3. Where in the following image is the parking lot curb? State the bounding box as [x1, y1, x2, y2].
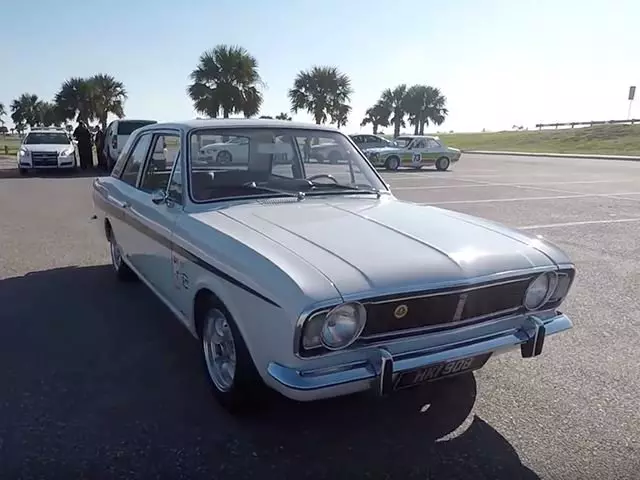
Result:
[463, 150, 640, 162]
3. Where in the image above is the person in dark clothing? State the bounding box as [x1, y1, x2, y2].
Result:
[73, 121, 93, 170]
[94, 127, 106, 170]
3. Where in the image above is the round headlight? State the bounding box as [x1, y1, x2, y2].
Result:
[524, 272, 556, 310]
[320, 302, 367, 350]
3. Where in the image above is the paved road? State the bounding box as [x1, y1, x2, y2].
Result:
[0, 154, 639, 479]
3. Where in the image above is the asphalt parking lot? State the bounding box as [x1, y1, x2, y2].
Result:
[0, 153, 638, 479]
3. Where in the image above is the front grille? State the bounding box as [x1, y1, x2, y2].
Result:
[31, 151, 59, 167]
[361, 277, 531, 338]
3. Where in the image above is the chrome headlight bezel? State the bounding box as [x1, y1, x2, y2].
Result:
[524, 271, 558, 311]
[299, 301, 367, 354]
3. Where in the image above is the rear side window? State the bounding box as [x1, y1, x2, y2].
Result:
[117, 121, 156, 136]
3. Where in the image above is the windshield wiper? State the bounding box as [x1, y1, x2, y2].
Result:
[307, 181, 382, 198]
[242, 181, 306, 201]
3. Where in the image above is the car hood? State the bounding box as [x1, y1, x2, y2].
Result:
[365, 146, 405, 155]
[22, 144, 71, 153]
[193, 196, 566, 299]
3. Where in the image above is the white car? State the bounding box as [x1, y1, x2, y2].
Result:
[92, 119, 576, 414]
[17, 128, 78, 175]
[103, 119, 157, 170]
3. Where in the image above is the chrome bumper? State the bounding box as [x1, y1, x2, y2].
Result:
[267, 313, 572, 400]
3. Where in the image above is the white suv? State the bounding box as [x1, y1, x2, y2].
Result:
[103, 119, 156, 170]
[17, 128, 78, 175]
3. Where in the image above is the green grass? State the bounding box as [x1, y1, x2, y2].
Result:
[0, 135, 21, 156]
[435, 124, 640, 156]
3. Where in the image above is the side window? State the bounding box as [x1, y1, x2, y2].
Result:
[120, 134, 152, 186]
[140, 133, 181, 193]
[427, 139, 441, 149]
[413, 139, 427, 149]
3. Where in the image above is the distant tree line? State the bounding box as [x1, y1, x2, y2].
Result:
[1, 43, 449, 136]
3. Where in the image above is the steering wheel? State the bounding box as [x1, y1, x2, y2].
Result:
[306, 174, 339, 184]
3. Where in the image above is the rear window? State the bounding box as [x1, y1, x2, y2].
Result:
[117, 121, 156, 136]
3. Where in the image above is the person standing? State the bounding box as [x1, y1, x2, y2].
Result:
[73, 121, 93, 170]
[94, 126, 106, 171]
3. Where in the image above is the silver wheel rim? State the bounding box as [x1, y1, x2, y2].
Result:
[217, 151, 231, 164]
[203, 309, 237, 393]
[438, 158, 450, 170]
[389, 157, 399, 169]
[110, 240, 122, 271]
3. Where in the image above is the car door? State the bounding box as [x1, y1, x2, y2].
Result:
[107, 131, 154, 265]
[408, 138, 428, 167]
[127, 130, 184, 300]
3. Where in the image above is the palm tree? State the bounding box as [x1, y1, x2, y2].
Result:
[381, 84, 408, 138]
[10, 93, 41, 129]
[259, 115, 273, 119]
[275, 112, 292, 121]
[405, 85, 448, 135]
[361, 101, 391, 134]
[187, 44, 264, 118]
[288, 66, 352, 125]
[0, 102, 6, 125]
[37, 101, 63, 127]
[54, 77, 95, 124]
[90, 73, 127, 129]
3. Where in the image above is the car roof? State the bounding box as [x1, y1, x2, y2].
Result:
[395, 134, 438, 139]
[134, 118, 340, 133]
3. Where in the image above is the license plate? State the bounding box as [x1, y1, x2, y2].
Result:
[394, 353, 492, 391]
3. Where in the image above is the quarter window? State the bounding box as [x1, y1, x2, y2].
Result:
[139, 133, 181, 193]
[427, 139, 441, 149]
[120, 134, 152, 186]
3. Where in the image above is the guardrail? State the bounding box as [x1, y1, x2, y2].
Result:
[536, 119, 640, 129]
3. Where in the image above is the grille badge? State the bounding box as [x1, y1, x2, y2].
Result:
[393, 304, 409, 319]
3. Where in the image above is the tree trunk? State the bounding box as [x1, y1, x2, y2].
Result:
[373, 124, 378, 134]
[413, 122, 419, 135]
[101, 114, 108, 131]
[223, 110, 230, 118]
[394, 120, 401, 138]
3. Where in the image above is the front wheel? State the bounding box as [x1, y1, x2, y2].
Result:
[109, 236, 137, 281]
[385, 156, 400, 171]
[200, 300, 266, 413]
[435, 156, 451, 171]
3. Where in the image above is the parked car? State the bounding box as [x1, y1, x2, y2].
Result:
[365, 134, 461, 171]
[16, 127, 77, 175]
[103, 119, 157, 170]
[349, 133, 397, 152]
[92, 119, 576, 413]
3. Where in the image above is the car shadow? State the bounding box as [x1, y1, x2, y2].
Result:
[0, 264, 539, 479]
[0, 167, 109, 179]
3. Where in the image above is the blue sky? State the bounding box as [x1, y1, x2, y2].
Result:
[1, 0, 639, 133]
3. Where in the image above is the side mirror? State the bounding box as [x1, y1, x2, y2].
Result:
[151, 190, 167, 205]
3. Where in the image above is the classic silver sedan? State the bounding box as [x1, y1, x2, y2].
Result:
[92, 119, 576, 413]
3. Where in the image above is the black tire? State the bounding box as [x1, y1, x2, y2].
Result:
[216, 150, 233, 164]
[385, 155, 400, 171]
[435, 156, 451, 171]
[109, 235, 137, 281]
[19, 168, 28, 176]
[198, 296, 266, 413]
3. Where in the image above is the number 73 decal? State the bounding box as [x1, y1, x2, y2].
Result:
[412, 153, 422, 164]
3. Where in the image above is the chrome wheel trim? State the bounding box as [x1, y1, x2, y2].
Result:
[203, 308, 237, 393]
[110, 240, 122, 271]
[437, 157, 450, 170]
[388, 157, 399, 170]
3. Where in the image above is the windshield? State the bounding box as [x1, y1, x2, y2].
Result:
[24, 133, 70, 145]
[393, 137, 412, 148]
[188, 128, 387, 202]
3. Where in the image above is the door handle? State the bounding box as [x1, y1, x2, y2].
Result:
[110, 197, 129, 209]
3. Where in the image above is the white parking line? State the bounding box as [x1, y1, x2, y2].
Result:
[517, 218, 640, 229]
[390, 179, 640, 191]
[422, 192, 640, 205]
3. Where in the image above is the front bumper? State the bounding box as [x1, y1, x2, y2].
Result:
[19, 159, 76, 170]
[267, 313, 572, 401]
